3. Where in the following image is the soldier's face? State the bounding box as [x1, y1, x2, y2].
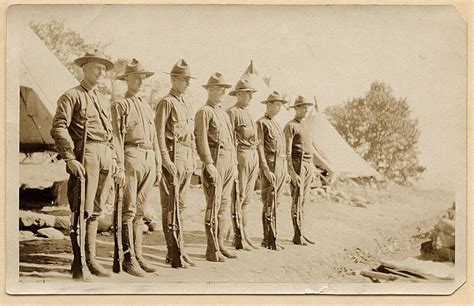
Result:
[295, 105, 310, 118]
[172, 76, 190, 94]
[126, 74, 146, 96]
[82, 62, 106, 85]
[236, 91, 253, 106]
[267, 101, 282, 117]
[208, 86, 226, 102]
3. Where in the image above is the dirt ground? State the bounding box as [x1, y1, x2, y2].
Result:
[19, 183, 454, 284]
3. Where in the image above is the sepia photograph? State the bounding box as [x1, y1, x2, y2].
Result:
[5, 4, 467, 294]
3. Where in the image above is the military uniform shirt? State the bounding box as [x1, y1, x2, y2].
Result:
[155, 88, 195, 165]
[284, 118, 314, 163]
[112, 93, 162, 172]
[257, 114, 285, 171]
[227, 105, 258, 149]
[194, 102, 234, 166]
[51, 80, 114, 161]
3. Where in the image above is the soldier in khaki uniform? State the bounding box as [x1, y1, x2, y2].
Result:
[256, 91, 288, 250]
[112, 59, 161, 276]
[155, 59, 196, 269]
[51, 51, 117, 277]
[284, 95, 316, 246]
[227, 79, 259, 250]
[194, 72, 238, 262]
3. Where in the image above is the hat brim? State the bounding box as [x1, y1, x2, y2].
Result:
[289, 102, 314, 108]
[229, 88, 257, 96]
[202, 84, 232, 89]
[116, 71, 155, 81]
[260, 99, 288, 105]
[74, 57, 114, 71]
[164, 72, 196, 79]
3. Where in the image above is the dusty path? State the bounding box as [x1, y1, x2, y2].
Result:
[19, 184, 453, 286]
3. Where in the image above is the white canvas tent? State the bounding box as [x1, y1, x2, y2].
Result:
[19, 26, 76, 189]
[20, 26, 78, 151]
[223, 61, 380, 182]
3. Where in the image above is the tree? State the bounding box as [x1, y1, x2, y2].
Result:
[30, 20, 110, 81]
[325, 81, 425, 185]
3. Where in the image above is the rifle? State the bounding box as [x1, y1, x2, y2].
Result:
[113, 106, 127, 273]
[295, 142, 305, 244]
[112, 183, 124, 273]
[207, 143, 221, 255]
[266, 154, 278, 249]
[231, 177, 243, 249]
[167, 136, 184, 267]
[70, 104, 91, 280]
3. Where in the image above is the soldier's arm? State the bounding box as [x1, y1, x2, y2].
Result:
[284, 123, 296, 174]
[50, 94, 76, 161]
[153, 128, 162, 172]
[194, 108, 213, 166]
[256, 120, 270, 172]
[111, 101, 126, 172]
[155, 98, 173, 165]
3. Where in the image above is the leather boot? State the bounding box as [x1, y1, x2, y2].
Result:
[218, 221, 237, 259]
[261, 211, 268, 248]
[133, 222, 158, 273]
[292, 216, 306, 246]
[85, 217, 111, 277]
[241, 208, 258, 250]
[122, 221, 146, 277]
[205, 225, 226, 262]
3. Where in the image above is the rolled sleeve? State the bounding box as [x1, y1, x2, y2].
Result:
[194, 108, 213, 166]
[155, 98, 173, 165]
[50, 94, 76, 161]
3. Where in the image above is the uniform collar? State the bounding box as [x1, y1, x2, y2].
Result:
[169, 88, 182, 100]
[125, 91, 141, 99]
[294, 116, 304, 123]
[206, 100, 221, 108]
[80, 79, 97, 92]
[264, 113, 274, 120]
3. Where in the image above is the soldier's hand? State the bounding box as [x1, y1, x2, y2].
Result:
[232, 165, 238, 180]
[264, 168, 276, 184]
[205, 163, 219, 183]
[115, 170, 125, 187]
[154, 171, 162, 186]
[290, 170, 300, 186]
[67, 160, 86, 179]
[163, 162, 177, 177]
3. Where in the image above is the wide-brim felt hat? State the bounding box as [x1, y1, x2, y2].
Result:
[164, 59, 196, 79]
[289, 95, 314, 108]
[260, 90, 288, 104]
[74, 50, 114, 71]
[202, 72, 232, 89]
[229, 78, 257, 96]
[116, 58, 154, 80]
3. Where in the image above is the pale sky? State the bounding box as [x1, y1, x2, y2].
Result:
[10, 5, 467, 191]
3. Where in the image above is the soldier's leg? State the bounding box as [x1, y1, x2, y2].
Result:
[273, 157, 287, 249]
[174, 146, 195, 265]
[300, 161, 315, 245]
[217, 154, 238, 259]
[159, 165, 173, 263]
[121, 149, 146, 277]
[260, 172, 271, 248]
[202, 168, 225, 262]
[133, 151, 159, 273]
[83, 143, 111, 277]
[240, 150, 259, 249]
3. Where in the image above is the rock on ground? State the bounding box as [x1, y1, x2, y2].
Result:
[36, 227, 65, 239]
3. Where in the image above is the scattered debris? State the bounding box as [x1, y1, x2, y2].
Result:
[37, 227, 65, 239]
[19, 231, 36, 241]
[20, 210, 56, 229]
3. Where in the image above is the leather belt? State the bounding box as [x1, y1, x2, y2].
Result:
[125, 143, 153, 150]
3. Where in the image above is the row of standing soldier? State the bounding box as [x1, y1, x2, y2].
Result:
[50, 52, 316, 280]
